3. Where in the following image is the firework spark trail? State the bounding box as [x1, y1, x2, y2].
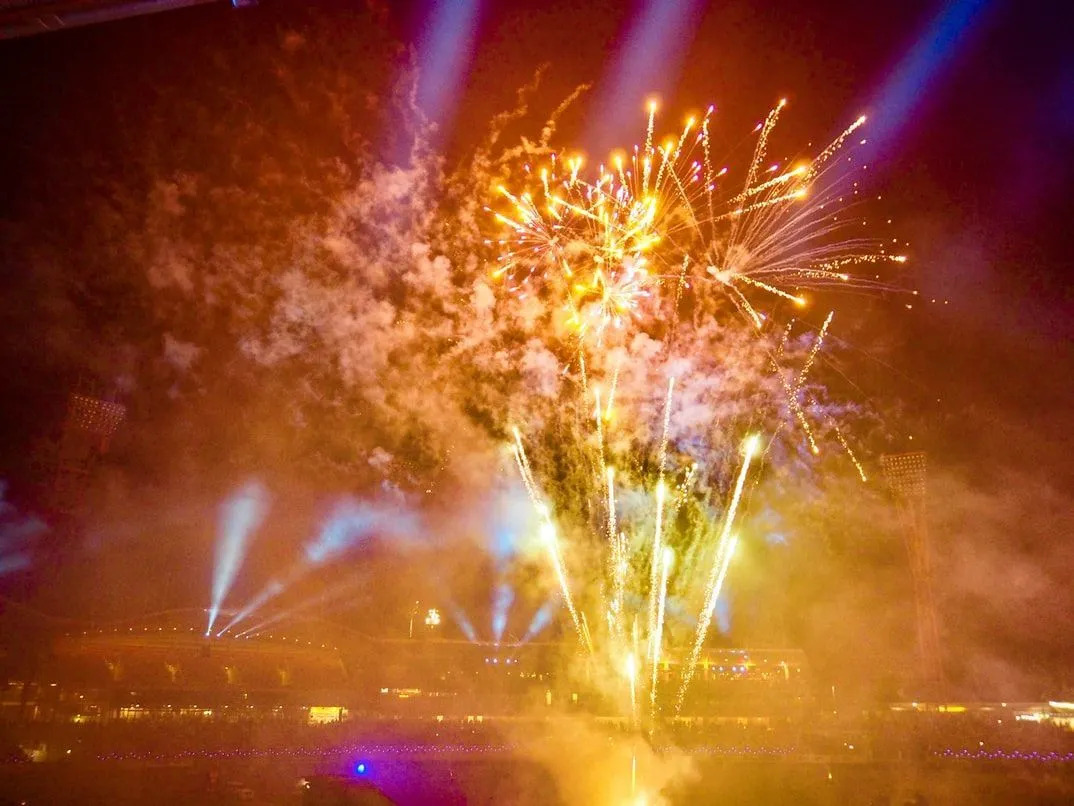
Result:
[540, 518, 590, 653]
[647, 377, 675, 658]
[605, 361, 620, 418]
[791, 254, 907, 287]
[770, 312, 835, 456]
[832, 420, 868, 482]
[776, 320, 796, 358]
[581, 611, 594, 652]
[594, 387, 607, 472]
[647, 480, 666, 663]
[677, 435, 760, 711]
[676, 534, 739, 714]
[730, 165, 807, 203]
[669, 464, 698, 520]
[700, 109, 716, 220]
[728, 99, 786, 244]
[604, 461, 615, 547]
[649, 546, 673, 724]
[733, 273, 807, 305]
[719, 281, 767, 330]
[806, 115, 867, 180]
[619, 529, 630, 633]
[722, 187, 809, 221]
[642, 101, 657, 192]
[607, 466, 624, 633]
[511, 428, 590, 652]
[656, 378, 675, 472]
[774, 361, 820, 455]
[596, 385, 621, 635]
[794, 311, 834, 393]
[510, 428, 542, 509]
[654, 117, 693, 192]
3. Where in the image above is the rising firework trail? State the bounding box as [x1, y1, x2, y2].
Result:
[677, 434, 760, 711]
[649, 545, 673, 723]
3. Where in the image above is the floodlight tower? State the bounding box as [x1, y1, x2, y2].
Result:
[880, 451, 944, 689]
[51, 393, 126, 515]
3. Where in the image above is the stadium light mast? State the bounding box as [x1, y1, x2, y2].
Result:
[51, 393, 126, 516]
[880, 451, 944, 692]
[408, 600, 420, 639]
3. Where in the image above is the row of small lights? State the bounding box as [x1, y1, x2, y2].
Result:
[90, 743, 797, 764]
[95, 743, 516, 763]
[69, 630, 798, 671]
[935, 748, 1074, 762]
[65, 626, 338, 652]
[81, 739, 1074, 765]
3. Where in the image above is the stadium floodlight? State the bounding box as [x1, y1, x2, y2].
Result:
[881, 451, 944, 690]
[880, 451, 927, 499]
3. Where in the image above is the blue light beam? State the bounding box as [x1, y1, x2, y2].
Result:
[206, 481, 268, 635]
[867, 0, 994, 155]
[521, 600, 558, 644]
[714, 595, 731, 635]
[234, 573, 368, 638]
[584, 0, 705, 152]
[305, 498, 419, 565]
[414, 0, 482, 135]
[447, 601, 478, 642]
[491, 582, 514, 643]
[218, 497, 418, 635]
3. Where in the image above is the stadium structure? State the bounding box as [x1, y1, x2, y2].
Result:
[1, 608, 810, 727]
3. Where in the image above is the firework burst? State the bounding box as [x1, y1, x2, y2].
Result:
[489, 98, 901, 725]
[491, 100, 905, 341]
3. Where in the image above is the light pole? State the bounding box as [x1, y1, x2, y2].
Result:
[408, 601, 420, 639]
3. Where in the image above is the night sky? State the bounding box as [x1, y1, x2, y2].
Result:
[1, 0, 1070, 475]
[0, 0, 1071, 693]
